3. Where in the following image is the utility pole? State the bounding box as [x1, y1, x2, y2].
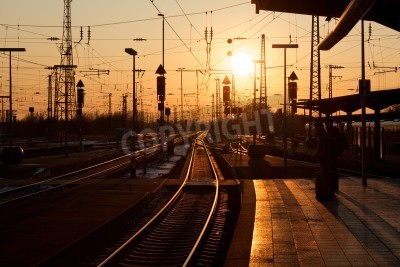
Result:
[205, 25, 213, 73]
[177, 68, 185, 124]
[108, 93, 112, 118]
[309, 15, 321, 138]
[0, 48, 26, 163]
[158, 14, 165, 68]
[272, 44, 298, 178]
[125, 48, 138, 178]
[53, 0, 76, 157]
[211, 94, 215, 125]
[122, 94, 127, 129]
[46, 74, 52, 140]
[327, 65, 344, 98]
[157, 13, 166, 130]
[53, 70, 59, 120]
[175, 69, 202, 121]
[260, 34, 267, 110]
[196, 70, 200, 121]
[47, 74, 52, 121]
[360, 21, 370, 186]
[54, 64, 76, 157]
[215, 77, 220, 122]
[56, 0, 76, 122]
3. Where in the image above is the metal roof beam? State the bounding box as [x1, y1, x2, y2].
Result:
[318, 0, 376, 50]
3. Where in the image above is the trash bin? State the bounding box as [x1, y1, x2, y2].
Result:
[1, 146, 24, 164]
[315, 170, 335, 201]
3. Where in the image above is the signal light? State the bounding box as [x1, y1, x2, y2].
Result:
[77, 88, 85, 105]
[223, 86, 230, 102]
[157, 76, 165, 96]
[288, 82, 297, 99]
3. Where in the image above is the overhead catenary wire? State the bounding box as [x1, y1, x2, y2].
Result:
[1, 1, 399, 117]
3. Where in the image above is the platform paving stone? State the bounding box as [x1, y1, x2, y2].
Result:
[249, 176, 400, 266]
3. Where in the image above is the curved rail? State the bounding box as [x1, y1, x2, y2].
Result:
[97, 133, 220, 267]
[0, 142, 163, 206]
[183, 138, 220, 266]
[0, 155, 129, 206]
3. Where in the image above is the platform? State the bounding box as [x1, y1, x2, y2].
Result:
[2, 148, 400, 266]
[225, 169, 400, 266]
[221, 153, 319, 179]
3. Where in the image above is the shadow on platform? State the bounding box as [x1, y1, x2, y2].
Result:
[220, 153, 319, 179]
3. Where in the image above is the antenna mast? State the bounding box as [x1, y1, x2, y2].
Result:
[260, 34, 267, 109]
[55, 0, 76, 122]
[308, 15, 321, 137]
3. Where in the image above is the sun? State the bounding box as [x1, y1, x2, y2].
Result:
[230, 52, 252, 76]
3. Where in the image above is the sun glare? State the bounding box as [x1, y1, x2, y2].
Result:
[230, 53, 252, 76]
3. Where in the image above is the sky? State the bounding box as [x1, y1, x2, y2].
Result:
[1, 0, 399, 121]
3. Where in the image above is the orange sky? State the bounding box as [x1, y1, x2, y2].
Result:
[1, 0, 399, 120]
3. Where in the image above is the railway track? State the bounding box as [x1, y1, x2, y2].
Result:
[232, 135, 397, 179]
[0, 142, 162, 206]
[32, 132, 239, 266]
[93, 133, 231, 266]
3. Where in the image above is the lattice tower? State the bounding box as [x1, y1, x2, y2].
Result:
[55, 0, 76, 121]
[327, 65, 344, 98]
[260, 34, 267, 109]
[309, 15, 321, 136]
[47, 75, 52, 120]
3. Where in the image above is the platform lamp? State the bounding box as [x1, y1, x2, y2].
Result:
[125, 48, 137, 178]
[0, 48, 25, 164]
[272, 44, 298, 178]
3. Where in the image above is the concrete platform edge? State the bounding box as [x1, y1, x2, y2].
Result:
[225, 179, 256, 266]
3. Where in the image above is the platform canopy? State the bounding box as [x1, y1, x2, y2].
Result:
[251, 0, 400, 49]
[297, 88, 400, 115]
[251, 0, 399, 31]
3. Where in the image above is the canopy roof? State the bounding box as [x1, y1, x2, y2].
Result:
[251, 0, 400, 32]
[297, 88, 400, 115]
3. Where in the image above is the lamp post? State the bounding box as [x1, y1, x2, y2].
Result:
[125, 48, 137, 178]
[272, 44, 298, 178]
[0, 48, 26, 163]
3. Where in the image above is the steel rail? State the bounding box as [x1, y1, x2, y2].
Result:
[0, 143, 163, 206]
[0, 157, 129, 206]
[97, 132, 221, 267]
[97, 137, 196, 267]
[183, 136, 220, 266]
